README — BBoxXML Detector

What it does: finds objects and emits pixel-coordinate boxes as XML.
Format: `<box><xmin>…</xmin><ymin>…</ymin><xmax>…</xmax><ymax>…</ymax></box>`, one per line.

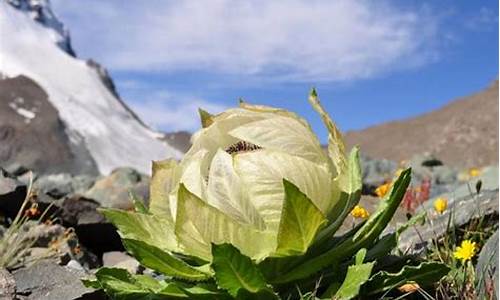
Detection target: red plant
<box><xmin>402</xmin><ymin>178</ymin><xmax>431</xmax><ymax>213</ymax></box>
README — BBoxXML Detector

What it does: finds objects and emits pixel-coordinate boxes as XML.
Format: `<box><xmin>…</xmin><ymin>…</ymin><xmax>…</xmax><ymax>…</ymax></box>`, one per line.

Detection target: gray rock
<box><xmin>23</xmin><ymin>223</ymin><xmax>66</xmax><ymax>247</ymax></box>
<box><xmin>85</xmin><ymin>167</ymin><xmax>149</xmax><ymax>210</ymax></box>
<box><xmin>103</xmin><ymin>251</ymin><xmax>141</xmax><ymax>274</ymax></box>
<box><xmin>67</xmin><ymin>259</ymin><xmax>84</xmax><ymax>271</ymax></box>
<box><xmin>13</xmin><ymin>260</ymin><xmax>93</xmax><ymax>300</ymax></box>
<box><xmin>431</xmin><ymin>165</ymin><xmax>458</xmax><ymax>185</ymax></box>
<box><xmin>0</xmin><ymin>269</ymin><xmax>15</xmax><ymax>300</ymax></box>
<box><xmin>71</xmin><ymin>175</ymin><xmax>97</xmax><ymax>194</ymax></box>
<box><xmin>398</xmin><ymin>190</ymin><xmax>499</xmax><ymax>254</ymax></box>
<box><xmin>360</xmin><ymin>155</ymin><xmax>397</xmax><ymax>194</ymax></box>
<box><xmin>60</xmin><ymin>195</ymin><xmax>105</xmax><ymax>226</ymax></box>
<box><xmin>34</xmin><ymin>173</ymin><xmax>74</xmax><ymax>199</ymax></box>
<box><xmin>409</xmin><ymin>152</ymin><xmax>443</xmax><ymax>168</ymax></box>
<box><xmin>476</xmin><ymin>230</ymin><xmax>498</xmax><ymax>300</ymax></box>
<box><xmin>0</xmin><ymin>168</ymin><xmax>26</xmax><ymax>218</ymax></box>
<box><xmin>433</xmin><ymin>166</ymin><xmax>498</xmax><ymax>206</ymax></box>
<box><xmin>33</xmin><ymin>173</ymin><xmax>96</xmax><ymax>200</ymax></box>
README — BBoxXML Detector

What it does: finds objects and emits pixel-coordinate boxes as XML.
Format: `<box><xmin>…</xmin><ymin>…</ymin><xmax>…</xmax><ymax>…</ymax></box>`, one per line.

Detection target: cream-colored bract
<box><xmin>146</xmin><ymin>95</ymin><xmax>350</xmax><ymax>261</ymax></box>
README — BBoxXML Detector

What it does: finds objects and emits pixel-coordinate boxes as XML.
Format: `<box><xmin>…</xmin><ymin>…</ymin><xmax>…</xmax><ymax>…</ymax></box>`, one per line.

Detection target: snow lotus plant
<box><xmin>84</xmin><ymin>90</ymin><xmax>449</xmax><ymax>299</ymax></box>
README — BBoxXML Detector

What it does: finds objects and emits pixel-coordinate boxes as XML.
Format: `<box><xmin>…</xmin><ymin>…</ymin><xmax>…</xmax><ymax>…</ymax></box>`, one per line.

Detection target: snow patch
<box><xmin>0</xmin><ymin>1</ymin><xmax>183</xmax><ymax>174</ymax></box>
<box><xmin>9</xmin><ymin>97</ymin><xmax>36</xmax><ymax>123</ymax></box>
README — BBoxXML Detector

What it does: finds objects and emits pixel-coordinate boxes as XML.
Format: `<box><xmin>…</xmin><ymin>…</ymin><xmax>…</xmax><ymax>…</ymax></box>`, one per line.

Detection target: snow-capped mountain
<box><xmin>0</xmin><ymin>0</ymin><xmax>183</xmax><ymax>175</ymax></box>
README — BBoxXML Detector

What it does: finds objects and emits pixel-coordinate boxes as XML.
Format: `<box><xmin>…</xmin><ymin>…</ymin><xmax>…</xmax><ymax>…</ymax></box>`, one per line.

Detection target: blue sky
<box><xmin>52</xmin><ymin>0</ymin><xmax>498</xmax><ymax>142</ymax></box>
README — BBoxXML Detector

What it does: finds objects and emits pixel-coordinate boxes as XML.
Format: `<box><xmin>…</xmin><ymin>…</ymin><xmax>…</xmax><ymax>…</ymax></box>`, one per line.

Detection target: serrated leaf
<box><xmin>272</xmin><ymin>169</ymin><xmax>411</xmax><ymax>284</ymax></box>
<box><xmin>175</xmin><ymin>184</ymin><xmax>275</xmax><ymax>261</ymax></box>
<box><xmin>334</xmin><ymin>261</ymin><xmax>374</xmax><ymax>300</ymax></box>
<box><xmin>100</xmin><ymin>208</ymin><xmax>179</xmax><ymax>253</ymax></box>
<box><xmin>93</xmin><ymin>267</ymin><xmax>188</xmax><ymax>299</ymax></box>
<box><xmin>211</xmin><ymin>243</ymin><xmax>278</xmax><ymax>299</ymax></box>
<box><xmin>363</xmin><ymin>261</ymin><xmax>450</xmax><ymax>295</ymax></box>
<box><xmin>276</xmin><ymin>179</ymin><xmax>326</xmax><ymax>256</ymax></box>
<box><xmin>122</xmin><ymin>239</ymin><xmax>211</xmax><ymax>281</ymax></box>
<box><xmin>180</xmin><ymin>283</ymin><xmax>232</xmax><ymax>300</ymax></box>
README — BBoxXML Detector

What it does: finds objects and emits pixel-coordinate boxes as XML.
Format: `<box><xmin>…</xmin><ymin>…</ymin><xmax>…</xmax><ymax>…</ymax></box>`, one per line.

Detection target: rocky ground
<box><xmin>0</xmin><ymin>153</ymin><xmax>497</xmax><ymax>299</ymax></box>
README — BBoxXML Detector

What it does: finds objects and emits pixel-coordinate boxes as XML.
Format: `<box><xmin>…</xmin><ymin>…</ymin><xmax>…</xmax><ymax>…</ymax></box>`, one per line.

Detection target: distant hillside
<box><xmin>344</xmin><ymin>80</ymin><xmax>499</xmax><ymax>168</ymax></box>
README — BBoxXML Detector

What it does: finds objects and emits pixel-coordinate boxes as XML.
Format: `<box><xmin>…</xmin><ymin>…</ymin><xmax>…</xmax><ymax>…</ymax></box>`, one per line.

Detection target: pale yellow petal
<box><xmin>229</xmin><ymin>116</ymin><xmax>328</xmax><ymax>165</ymax></box>
<box><xmin>206</xmin><ymin>149</ymin><xmax>266</xmax><ymax>229</ymax></box>
<box><xmin>234</xmin><ymin>150</ymin><xmax>336</xmax><ymax>231</ymax></box>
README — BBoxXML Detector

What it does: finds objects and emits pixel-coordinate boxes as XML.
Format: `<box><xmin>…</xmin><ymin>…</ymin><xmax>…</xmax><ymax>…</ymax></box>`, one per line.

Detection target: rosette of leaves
<box><xmin>84</xmin><ymin>91</ymin><xmax>449</xmax><ymax>299</ymax></box>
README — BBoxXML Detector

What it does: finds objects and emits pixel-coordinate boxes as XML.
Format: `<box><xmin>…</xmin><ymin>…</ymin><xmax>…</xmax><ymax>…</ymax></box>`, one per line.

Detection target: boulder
<box><xmin>33</xmin><ymin>173</ymin><xmax>96</xmax><ymax>199</ymax></box>
<box><xmin>12</xmin><ymin>260</ymin><xmax>100</xmax><ymax>300</ymax></box>
<box><xmin>476</xmin><ymin>230</ymin><xmax>499</xmax><ymax>300</ymax></box>
<box><xmin>397</xmin><ymin>190</ymin><xmax>499</xmax><ymax>254</ymax></box>
<box><xmin>360</xmin><ymin>155</ymin><xmax>397</xmax><ymax>194</ymax></box>
<box><xmin>0</xmin><ymin>168</ymin><xmax>26</xmax><ymax>218</ymax></box>
<box><xmin>84</xmin><ymin>167</ymin><xmax>149</xmax><ymax>210</ymax></box>
<box><xmin>102</xmin><ymin>251</ymin><xmax>141</xmax><ymax>274</ymax></box>
<box><xmin>0</xmin><ymin>269</ymin><xmax>15</xmax><ymax>300</ymax></box>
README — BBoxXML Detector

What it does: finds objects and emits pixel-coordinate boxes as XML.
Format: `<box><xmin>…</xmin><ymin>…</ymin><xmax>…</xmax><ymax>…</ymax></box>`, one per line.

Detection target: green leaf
<box><xmin>129</xmin><ymin>190</ymin><xmax>148</xmax><ymax>214</ymax></box>
<box><xmin>355</xmin><ymin>248</ymin><xmax>367</xmax><ymax>265</ymax></box>
<box><xmin>211</xmin><ymin>243</ymin><xmax>277</xmax><ymax>299</ymax></box>
<box><xmin>100</xmin><ymin>208</ymin><xmax>179</xmax><ymax>253</ymax></box>
<box><xmin>275</xmin><ymin>179</ymin><xmax>327</xmax><ymax>256</ymax></box>
<box><xmin>122</xmin><ymin>239</ymin><xmax>211</xmax><ymax>281</ymax></box>
<box><xmin>321</xmin><ymin>249</ymin><xmax>373</xmax><ymax>300</ymax></box>
<box><xmin>81</xmin><ymin>277</ymin><xmax>101</xmax><ymax>289</ymax></box>
<box><xmin>149</xmin><ymin>159</ymin><xmax>179</xmax><ymax>222</ymax></box>
<box><xmin>93</xmin><ymin>267</ymin><xmax>189</xmax><ymax>299</ymax></box>
<box><xmin>364</xmin><ymin>233</ymin><xmax>397</xmax><ymax>262</ymax></box>
<box><xmin>199</xmin><ymin>108</ymin><xmax>214</xmax><ymax>128</ymax></box>
<box><xmin>180</xmin><ymin>283</ymin><xmax>232</xmax><ymax>299</ymax></box>
<box><xmin>308</xmin><ymin>88</ymin><xmax>347</xmax><ymax>173</ymax></box>
<box><xmin>363</xmin><ymin>261</ymin><xmax>450</xmax><ymax>295</ymax></box>
<box><xmin>271</xmin><ymin>169</ymin><xmax>411</xmax><ymax>284</ymax></box>
<box><xmin>175</xmin><ymin>184</ymin><xmax>275</xmax><ymax>261</ymax></box>
<box><xmin>352</xmin><ymin>168</ymin><xmax>411</xmax><ymax>242</ymax></box>
<box><xmin>334</xmin><ymin>263</ymin><xmax>374</xmax><ymax>299</ymax></box>
<box><xmin>313</xmin><ymin>147</ymin><xmax>362</xmax><ymax>250</ymax></box>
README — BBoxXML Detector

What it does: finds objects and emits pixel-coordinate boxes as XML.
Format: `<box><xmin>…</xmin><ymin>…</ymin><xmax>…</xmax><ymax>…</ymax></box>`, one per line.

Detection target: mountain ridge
<box><xmin>344</xmin><ymin>80</ymin><xmax>499</xmax><ymax>168</ymax></box>
<box><xmin>0</xmin><ymin>0</ymin><xmax>183</xmax><ymax>175</ymax></box>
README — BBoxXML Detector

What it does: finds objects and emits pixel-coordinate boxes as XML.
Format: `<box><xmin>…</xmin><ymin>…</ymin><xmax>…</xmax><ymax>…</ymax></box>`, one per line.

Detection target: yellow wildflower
<box><xmin>351</xmin><ymin>205</ymin><xmax>369</xmax><ymax>219</ymax></box>
<box><xmin>433</xmin><ymin>197</ymin><xmax>448</xmax><ymax>214</ymax></box>
<box><xmin>395</xmin><ymin>168</ymin><xmax>404</xmax><ymax>177</ymax></box>
<box><xmin>375</xmin><ymin>182</ymin><xmax>391</xmax><ymax>198</ymax></box>
<box><xmin>469</xmin><ymin>168</ymin><xmax>481</xmax><ymax>177</ymax></box>
<box><xmin>454</xmin><ymin>240</ymin><xmax>477</xmax><ymax>263</ymax></box>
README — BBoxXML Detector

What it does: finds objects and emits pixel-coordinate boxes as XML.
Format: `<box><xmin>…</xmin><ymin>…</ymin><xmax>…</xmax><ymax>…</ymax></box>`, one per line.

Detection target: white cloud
<box><xmin>119</xmin><ymin>82</ymin><xmax>227</xmax><ymax>132</ymax></box>
<box><xmin>52</xmin><ymin>0</ymin><xmax>439</xmax><ymax>82</ymax></box>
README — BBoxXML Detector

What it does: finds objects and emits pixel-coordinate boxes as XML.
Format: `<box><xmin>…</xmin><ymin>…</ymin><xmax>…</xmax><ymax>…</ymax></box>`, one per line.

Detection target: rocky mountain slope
<box><xmin>0</xmin><ymin>0</ymin><xmax>182</xmax><ymax>175</ymax></box>
<box><xmin>344</xmin><ymin>80</ymin><xmax>499</xmax><ymax>168</ymax></box>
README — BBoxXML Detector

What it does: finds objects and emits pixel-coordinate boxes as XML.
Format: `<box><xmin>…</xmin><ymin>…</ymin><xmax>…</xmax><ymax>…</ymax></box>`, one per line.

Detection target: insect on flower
<box><xmin>433</xmin><ymin>197</ymin><xmax>448</xmax><ymax>214</ymax></box>
<box><xmin>454</xmin><ymin>240</ymin><xmax>477</xmax><ymax>263</ymax></box>
<box><xmin>351</xmin><ymin>205</ymin><xmax>369</xmax><ymax>219</ymax></box>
